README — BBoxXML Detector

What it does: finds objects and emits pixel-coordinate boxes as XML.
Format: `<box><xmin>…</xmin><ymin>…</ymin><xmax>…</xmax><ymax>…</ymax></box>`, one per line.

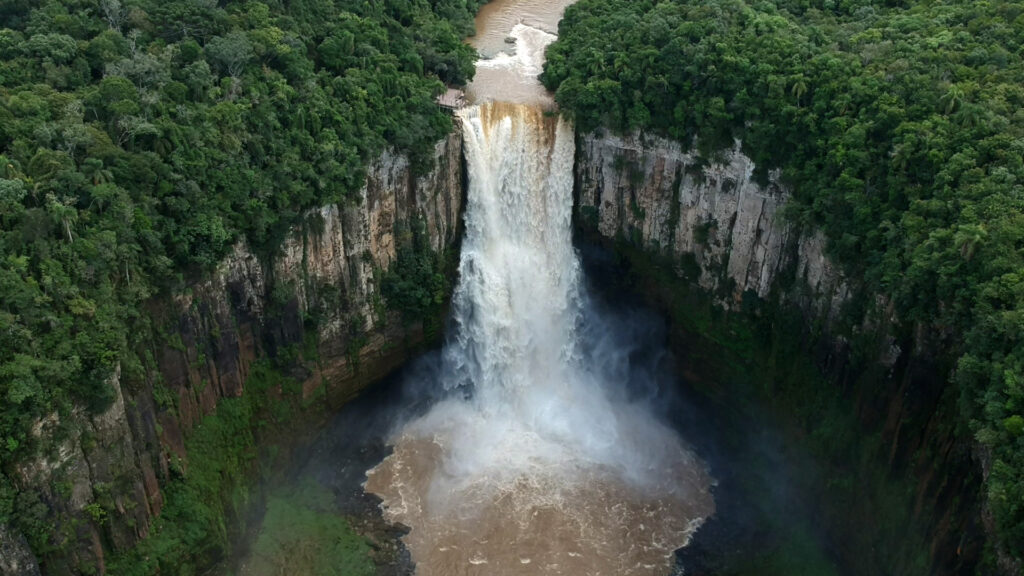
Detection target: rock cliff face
<box><xmin>4</xmin><ymin>131</ymin><xmax>463</xmax><ymax>575</ymax></box>
<box><xmin>576</xmin><ymin>131</ymin><xmax>981</xmax><ymax>574</ymax></box>
<box><xmin>577</xmin><ymin>132</ymin><xmax>849</xmax><ymax>317</ymax></box>
<box><xmin>0</xmin><ymin>525</ymin><xmax>40</xmax><ymax>576</ymax></box>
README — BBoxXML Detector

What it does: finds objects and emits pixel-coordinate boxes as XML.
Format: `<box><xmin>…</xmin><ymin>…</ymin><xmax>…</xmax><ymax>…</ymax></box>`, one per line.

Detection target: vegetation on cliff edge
<box><xmin>0</xmin><ymin>0</ymin><xmax>483</xmax><ymax>556</ymax></box>
<box><xmin>542</xmin><ymin>0</ymin><xmax>1024</xmax><ymax>564</ymax></box>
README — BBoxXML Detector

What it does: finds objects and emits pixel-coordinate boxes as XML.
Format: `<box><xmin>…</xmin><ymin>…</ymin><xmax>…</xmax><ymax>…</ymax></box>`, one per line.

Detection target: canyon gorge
<box><xmin>2</xmin><ymin>1</ymin><xmax>1014</xmax><ymax>575</ymax></box>
<box><xmin>5</xmin><ymin>85</ymin><xmax>986</xmax><ymax>576</ymax></box>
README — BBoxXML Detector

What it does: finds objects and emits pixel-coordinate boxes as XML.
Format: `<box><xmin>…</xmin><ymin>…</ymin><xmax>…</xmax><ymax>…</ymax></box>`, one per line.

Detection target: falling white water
<box><xmin>365</xmin><ymin>104</ymin><xmax>714</xmax><ymax>576</ymax></box>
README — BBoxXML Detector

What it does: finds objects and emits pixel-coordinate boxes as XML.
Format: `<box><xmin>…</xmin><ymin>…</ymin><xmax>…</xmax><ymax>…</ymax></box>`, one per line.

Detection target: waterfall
<box><xmin>443</xmin><ymin>104</ymin><xmax>593</xmax><ymax>464</ymax></box>
<box><xmin>445</xmin><ymin>103</ymin><xmax>580</xmax><ymax>399</ymax></box>
<box><xmin>365</xmin><ymin>103</ymin><xmax>714</xmax><ymax>575</ymax></box>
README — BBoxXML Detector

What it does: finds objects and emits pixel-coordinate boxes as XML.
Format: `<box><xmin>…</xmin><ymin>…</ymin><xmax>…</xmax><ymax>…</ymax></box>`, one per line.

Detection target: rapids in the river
<box><xmin>464</xmin><ymin>0</ymin><xmax>579</xmax><ymax>106</ymax></box>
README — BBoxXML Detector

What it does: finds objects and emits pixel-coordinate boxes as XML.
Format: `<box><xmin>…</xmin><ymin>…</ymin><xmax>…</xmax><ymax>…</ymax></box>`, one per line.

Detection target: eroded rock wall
<box><xmin>576</xmin><ymin>130</ymin><xmax>981</xmax><ymax>575</ymax></box>
<box><xmin>6</xmin><ymin>131</ymin><xmax>463</xmax><ymax>575</ymax></box>
<box><xmin>576</xmin><ymin>131</ymin><xmax>849</xmax><ymax>315</ymax></box>
<box><xmin>0</xmin><ymin>525</ymin><xmax>40</xmax><ymax>576</ymax></box>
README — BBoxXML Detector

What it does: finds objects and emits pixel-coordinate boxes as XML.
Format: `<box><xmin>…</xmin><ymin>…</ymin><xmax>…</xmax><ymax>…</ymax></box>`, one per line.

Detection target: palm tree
<box><xmin>954</xmin><ymin>102</ymin><xmax>985</xmax><ymax>129</ymax></box>
<box><xmin>81</xmin><ymin>158</ymin><xmax>113</xmax><ymax>186</ymax></box>
<box><xmin>940</xmin><ymin>84</ymin><xmax>964</xmax><ymax>114</ymax></box>
<box><xmin>954</xmin><ymin>223</ymin><xmax>986</xmax><ymax>262</ymax></box>
<box><xmin>791</xmin><ymin>75</ymin><xmax>808</xmax><ymax>107</ymax></box>
<box><xmin>46</xmin><ymin>194</ymin><xmax>77</xmax><ymax>244</ymax></box>
<box><xmin>88</xmin><ymin>183</ymin><xmax>121</xmax><ymax>215</ymax></box>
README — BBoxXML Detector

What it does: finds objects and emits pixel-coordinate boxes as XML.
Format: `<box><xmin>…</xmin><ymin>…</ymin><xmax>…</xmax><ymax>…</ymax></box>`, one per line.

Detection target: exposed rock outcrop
<box><xmin>576</xmin><ymin>130</ymin><xmax>982</xmax><ymax>575</ymax></box>
<box><xmin>7</xmin><ymin>131</ymin><xmax>463</xmax><ymax>574</ymax></box>
<box><xmin>576</xmin><ymin>132</ymin><xmax>849</xmax><ymax>315</ymax></box>
<box><xmin>0</xmin><ymin>525</ymin><xmax>40</xmax><ymax>576</ymax></box>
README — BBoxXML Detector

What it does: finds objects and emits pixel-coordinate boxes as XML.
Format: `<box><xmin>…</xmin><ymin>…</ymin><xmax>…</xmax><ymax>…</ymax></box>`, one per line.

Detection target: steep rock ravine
<box><xmin>2</xmin><ymin>131</ymin><xmax>463</xmax><ymax>575</ymax></box>
<box><xmin>575</xmin><ymin>130</ymin><xmax>985</xmax><ymax>575</ymax></box>
<box><xmin>6</xmin><ymin>125</ymin><xmax>986</xmax><ymax>576</ymax></box>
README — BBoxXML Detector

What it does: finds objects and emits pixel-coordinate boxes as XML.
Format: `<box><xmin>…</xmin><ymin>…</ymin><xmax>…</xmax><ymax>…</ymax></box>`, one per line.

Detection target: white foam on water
<box><xmin>476</xmin><ymin>23</ymin><xmax>556</xmax><ymax>77</ymax></box>
<box><xmin>365</xmin><ymin>104</ymin><xmax>714</xmax><ymax>576</ymax></box>
<box><xmin>467</xmin><ymin>22</ymin><xmax>561</xmax><ymax>105</ymax></box>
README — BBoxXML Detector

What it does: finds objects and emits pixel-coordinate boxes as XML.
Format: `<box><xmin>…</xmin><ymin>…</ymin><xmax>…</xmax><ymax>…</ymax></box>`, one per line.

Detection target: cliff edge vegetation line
<box><xmin>543</xmin><ymin>0</ymin><xmax>1024</xmax><ymax>567</ymax></box>
<box><xmin>0</xmin><ymin>0</ymin><xmax>481</xmax><ymax>568</ymax></box>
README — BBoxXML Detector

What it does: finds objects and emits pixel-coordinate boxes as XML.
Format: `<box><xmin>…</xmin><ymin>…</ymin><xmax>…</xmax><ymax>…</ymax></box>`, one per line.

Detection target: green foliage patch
<box><xmin>0</xmin><ymin>0</ymin><xmax>482</xmax><ymax>539</ymax></box>
<box><xmin>544</xmin><ymin>0</ymin><xmax>1024</xmax><ymax>561</ymax></box>
<box><xmin>107</xmin><ymin>360</ymin><xmax>307</xmax><ymax>575</ymax></box>
<box><xmin>381</xmin><ymin>217</ymin><xmax>455</xmax><ymax>341</ymax></box>
<box><xmin>244</xmin><ymin>482</ymin><xmax>374</xmax><ymax>576</ymax></box>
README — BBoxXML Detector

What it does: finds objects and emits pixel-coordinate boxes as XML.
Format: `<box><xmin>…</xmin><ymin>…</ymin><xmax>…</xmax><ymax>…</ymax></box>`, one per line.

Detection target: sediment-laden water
<box><xmin>365</xmin><ymin>3</ymin><xmax>714</xmax><ymax>572</ymax></box>
<box><xmin>365</xmin><ymin>102</ymin><xmax>714</xmax><ymax>576</ymax></box>
<box><xmin>465</xmin><ymin>0</ymin><xmax>577</xmax><ymax>105</ymax></box>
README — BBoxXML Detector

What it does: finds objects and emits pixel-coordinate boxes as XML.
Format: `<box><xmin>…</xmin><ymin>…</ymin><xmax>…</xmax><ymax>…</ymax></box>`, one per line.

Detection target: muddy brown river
<box><xmin>365</xmin><ymin>14</ymin><xmax>716</xmax><ymax>570</ymax></box>
<box><xmin>464</xmin><ymin>0</ymin><xmax>579</xmax><ymax>106</ymax></box>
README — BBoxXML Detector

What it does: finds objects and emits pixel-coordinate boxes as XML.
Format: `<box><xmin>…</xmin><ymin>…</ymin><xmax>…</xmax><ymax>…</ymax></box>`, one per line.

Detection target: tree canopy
<box><xmin>0</xmin><ymin>0</ymin><xmax>482</xmax><ymax>544</ymax></box>
<box><xmin>543</xmin><ymin>0</ymin><xmax>1024</xmax><ymax>564</ymax></box>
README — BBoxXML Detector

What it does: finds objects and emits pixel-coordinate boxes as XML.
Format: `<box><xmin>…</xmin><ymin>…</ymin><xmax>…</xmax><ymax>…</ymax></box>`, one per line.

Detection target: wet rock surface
<box><xmin>0</xmin><ymin>525</ymin><xmax>41</xmax><ymax>576</ymax></box>
<box><xmin>576</xmin><ymin>132</ymin><xmax>848</xmax><ymax>318</ymax></box>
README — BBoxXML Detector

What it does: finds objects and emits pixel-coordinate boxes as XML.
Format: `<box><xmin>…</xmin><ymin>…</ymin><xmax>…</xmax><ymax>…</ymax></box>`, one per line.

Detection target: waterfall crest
<box><xmin>365</xmin><ymin>103</ymin><xmax>714</xmax><ymax>575</ymax></box>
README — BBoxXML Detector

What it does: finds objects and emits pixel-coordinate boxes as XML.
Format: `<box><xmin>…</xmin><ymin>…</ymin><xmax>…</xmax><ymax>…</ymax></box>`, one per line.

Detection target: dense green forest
<box><xmin>0</xmin><ymin>0</ymin><xmax>481</xmax><ymax>550</ymax></box>
<box><xmin>543</xmin><ymin>0</ymin><xmax>1024</xmax><ymax>564</ymax></box>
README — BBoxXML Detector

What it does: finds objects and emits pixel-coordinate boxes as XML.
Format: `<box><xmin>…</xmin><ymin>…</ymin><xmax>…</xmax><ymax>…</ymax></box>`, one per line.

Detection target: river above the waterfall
<box><xmin>464</xmin><ymin>0</ymin><xmax>578</xmax><ymax>106</ymax></box>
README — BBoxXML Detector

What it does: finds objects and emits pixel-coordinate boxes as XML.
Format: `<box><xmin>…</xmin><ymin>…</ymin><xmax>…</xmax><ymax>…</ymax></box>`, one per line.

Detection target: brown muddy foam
<box><xmin>365</xmin><ymin>102</ymin><xmax>715</xmax><ymax>576</ymax></box>
<box><xmin>366</xmin><ymin>434</ymin><xmax>713</xmax><ymax>576</ymax></box>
